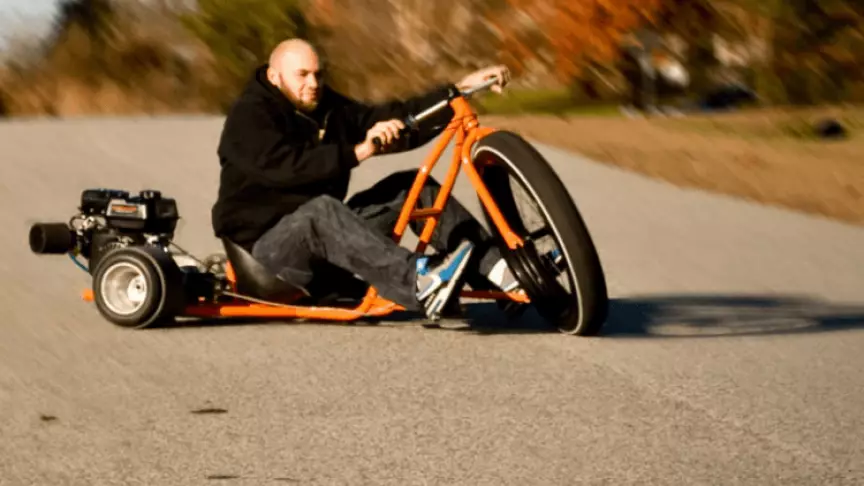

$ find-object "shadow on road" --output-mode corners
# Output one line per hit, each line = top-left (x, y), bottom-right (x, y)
(601, 294), (864, 339)
(457, 293), (864, 338)
(158, 294), (864, 339)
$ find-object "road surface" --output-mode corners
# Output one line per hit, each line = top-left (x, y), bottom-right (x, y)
(2, 117), (863, 485)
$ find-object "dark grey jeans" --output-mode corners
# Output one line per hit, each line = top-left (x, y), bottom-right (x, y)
(251, 170), (504, 311)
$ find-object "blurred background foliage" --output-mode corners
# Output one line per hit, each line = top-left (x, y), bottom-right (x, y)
(0, 0), (862, 116)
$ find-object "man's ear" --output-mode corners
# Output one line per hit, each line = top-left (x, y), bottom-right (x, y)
(266, 67), (279, 86)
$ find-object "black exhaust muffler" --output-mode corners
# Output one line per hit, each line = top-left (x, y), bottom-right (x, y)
(29, 223), (76, 254)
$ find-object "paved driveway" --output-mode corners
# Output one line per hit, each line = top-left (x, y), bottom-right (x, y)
(2, 117), (863, 484)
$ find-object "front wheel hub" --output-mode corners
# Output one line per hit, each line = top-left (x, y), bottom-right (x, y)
(505, 239), (570, 317)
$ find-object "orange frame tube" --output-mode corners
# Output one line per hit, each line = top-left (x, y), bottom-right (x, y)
(83, 94), (531, 321)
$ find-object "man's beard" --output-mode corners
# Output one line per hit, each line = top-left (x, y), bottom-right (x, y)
(279, 84), (318, 112)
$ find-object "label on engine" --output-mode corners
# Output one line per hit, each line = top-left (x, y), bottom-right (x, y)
(106, 200), (147, 219)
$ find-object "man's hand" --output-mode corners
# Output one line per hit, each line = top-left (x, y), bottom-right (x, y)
(355, 119), (406, 162)
(456, 65), (511, 94)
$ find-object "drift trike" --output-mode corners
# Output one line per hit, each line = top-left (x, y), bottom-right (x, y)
(28, 77), (609, 335)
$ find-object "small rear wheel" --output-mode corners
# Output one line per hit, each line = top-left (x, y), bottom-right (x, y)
(91, 246), (185, 329)
(472, 130), (609, 335)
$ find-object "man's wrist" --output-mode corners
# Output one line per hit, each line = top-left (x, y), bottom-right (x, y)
(354, 141), (374, 162)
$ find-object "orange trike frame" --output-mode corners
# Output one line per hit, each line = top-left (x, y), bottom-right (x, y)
(84, 96), (531, 321)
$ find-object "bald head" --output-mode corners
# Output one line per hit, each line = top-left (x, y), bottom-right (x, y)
(269, 39), (318, 69)
(266, 38), (323, 112)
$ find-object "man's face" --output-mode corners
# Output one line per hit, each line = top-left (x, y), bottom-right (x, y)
(269, 48), (323, 112)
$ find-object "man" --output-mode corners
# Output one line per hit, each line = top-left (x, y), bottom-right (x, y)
(212, 39), (520, 319)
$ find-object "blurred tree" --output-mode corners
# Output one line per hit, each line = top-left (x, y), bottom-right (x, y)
(678, 0), (864, 105)
(494, 0), (663, 85)
(768, 0), (864, 104)
(180, 0), (312, 108)
(307, 0), (508, 100)
(42, 0), (118, 83)
(305, 0), (404, 99)
(0, 87), (8, 117)
(50, 0), (117, 47)
(652, 0), (753, 95)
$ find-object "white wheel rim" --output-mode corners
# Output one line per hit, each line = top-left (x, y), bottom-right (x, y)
(100, 262), (148, 316)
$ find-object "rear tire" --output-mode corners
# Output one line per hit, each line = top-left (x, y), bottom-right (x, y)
(91, 246), (185, 329)
(472, 130), (609, 335)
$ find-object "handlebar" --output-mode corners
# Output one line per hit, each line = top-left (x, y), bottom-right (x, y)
(371, 75), (502, 150)
(459, 75), (501, 97)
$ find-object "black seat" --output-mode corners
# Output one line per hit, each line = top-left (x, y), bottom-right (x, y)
(221, 238), (308, 302)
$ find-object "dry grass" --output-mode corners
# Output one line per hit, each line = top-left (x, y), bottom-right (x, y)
(485, 107), (864, 226)
(3, 78), (209, 116)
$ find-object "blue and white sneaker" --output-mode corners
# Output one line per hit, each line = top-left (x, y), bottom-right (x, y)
(416, 240), (475, 319)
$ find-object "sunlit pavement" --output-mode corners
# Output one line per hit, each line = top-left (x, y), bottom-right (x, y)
(2, 117), (863, 484)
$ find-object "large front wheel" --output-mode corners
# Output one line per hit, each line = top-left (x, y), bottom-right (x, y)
(472, 131), (609, 335)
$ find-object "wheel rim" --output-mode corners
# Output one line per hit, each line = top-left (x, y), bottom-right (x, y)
(99, 262), (148, 316)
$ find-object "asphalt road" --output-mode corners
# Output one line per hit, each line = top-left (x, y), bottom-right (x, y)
(2, 117), (864, 485)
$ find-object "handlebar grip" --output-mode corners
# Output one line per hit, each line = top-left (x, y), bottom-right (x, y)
(371, 122), (414, 152)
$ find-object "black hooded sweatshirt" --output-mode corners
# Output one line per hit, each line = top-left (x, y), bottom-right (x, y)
(212, 65), (458, 250)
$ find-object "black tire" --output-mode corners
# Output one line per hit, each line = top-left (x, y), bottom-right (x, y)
(91, 246), (185, 329)
(472, 130), (609, 335)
